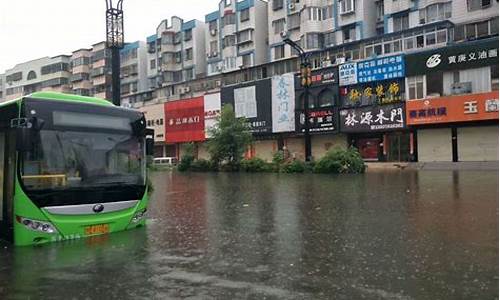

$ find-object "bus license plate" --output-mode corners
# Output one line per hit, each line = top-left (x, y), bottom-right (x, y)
(84, 224), (110, 236)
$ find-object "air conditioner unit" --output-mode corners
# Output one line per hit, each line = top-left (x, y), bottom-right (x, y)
(215, 80), (222, 87)
(288, 3), (295, 10)
(212, 51), (218, 57)
(451, 82), (472, 95)
(216, 65), (223, 72)
(210, 29), (217, 36)
(280, 30), (289, 39)
(207, 52), (212, 58)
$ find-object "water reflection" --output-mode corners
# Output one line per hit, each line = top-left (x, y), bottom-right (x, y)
(0, 170), (497, 299)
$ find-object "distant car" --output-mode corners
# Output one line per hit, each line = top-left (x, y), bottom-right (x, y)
(153, 157), (178, 166)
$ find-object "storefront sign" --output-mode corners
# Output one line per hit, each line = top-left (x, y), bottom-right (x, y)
(139, 103), (166, 143)
(340, 103), (405, 133)
(272, 73), (295, 133)
(406, 91), (499, 125)
(296, 107), (337, 133)
(357, 54), (405, 83)
(341, 79), (404, 107)
(405, 38), (499, 76)
(339, 62), (357, 86)
(221, 78), (272, 134)
(165, 97), (205, 143)
(204, 93), (221, 138)
(295, 66), (339, 87)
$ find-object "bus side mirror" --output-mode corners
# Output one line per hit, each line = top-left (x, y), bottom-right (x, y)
(145, 128), (154, 156)
(16, 127), (34, 152)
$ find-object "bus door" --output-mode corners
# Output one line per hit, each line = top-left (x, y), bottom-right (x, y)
(0, 106), (18, 242)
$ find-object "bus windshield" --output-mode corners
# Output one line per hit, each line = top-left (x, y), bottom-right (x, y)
(20, 130), (145, 191)
(18, 98), (147, 207)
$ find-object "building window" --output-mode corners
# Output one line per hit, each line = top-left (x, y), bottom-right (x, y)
(273, 18), (286, 34)
(240, 8), (250, 22)
(339, 0), (355, 14)
(342, 25), (356, 42)
(238, 29), (253, 43)
(242, 53), (252, 67)
(318, 89), (334, 107)
(161, 32), (174, 45)
(323, 32), (335, 47)
(175, 51), (182, 63)
(274, 45), (285, 59)
(376, 1), (384, 22)
(307, 7), (323, 21)
(27, 71), (37, 80)
(185, 48), (193, 61)
(393, 14), (409, 32)
(419, 2), (451, 24)
(210, 41), (218, 54)
(184, 68), (194, 81)
(408, 75), (424, 100)
(455, 17), (498, 41)
(150, 59), (156, 70)
(287, 13), (301, 30)
(174, 32), (182, 44)
(467, 0), (491, 11)
(222, 13), (236, 26)
(40, 63), (69, 75)
(491, 64), (499, 91)
(184, 29), (192, 41)
(427, 72), (443, 97)
(209, 20), (217, 32)
(222, 35), (236, 48)
(272, 0), (284, 11)
(306, 33), (322, 49)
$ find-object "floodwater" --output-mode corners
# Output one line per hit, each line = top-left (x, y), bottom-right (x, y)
(0, 170), (498, 299)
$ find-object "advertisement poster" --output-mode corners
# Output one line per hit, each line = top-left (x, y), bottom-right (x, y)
(296, 108), (337, 133)
(357, 54), (405, 83)
(272, 73), (295, 133)
(220, 78), (273, 135)
(204, 93), (221, 138)
(339, 62), (357, 86)
(340, 103), (406, 132)
(164, 97), (205, 143)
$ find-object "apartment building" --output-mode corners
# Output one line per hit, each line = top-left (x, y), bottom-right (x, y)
(120, 41), (149, 98)
(205, 0), (269, 75)
(2, 55), (72, 101)
(90, 41), (112, 100)
(70, 48), (93, 96)
(146, 34), (159, 91)
(0, 74), (4, 101)
(154, 16), (207, 98)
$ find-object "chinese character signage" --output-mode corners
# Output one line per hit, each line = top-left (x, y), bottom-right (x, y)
(406, 91), (499, 125)
(165, 97), (205, 143)
(405, 38), (499, 76)
(272, 73), (295, 133)
(339, 62), (357, 86)
(204, 93), (221, 138)
(296, 108), (338, 133)
(340, 79), (404, 107)
(221, 78), (272, 134)
(339, 103), (406, 133)
(357, 54), (405, 83)
(295, 66), (338, 87)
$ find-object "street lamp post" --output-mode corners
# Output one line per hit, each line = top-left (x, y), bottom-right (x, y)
(105, 0), (125, 106)
(283, 38), (312, 162)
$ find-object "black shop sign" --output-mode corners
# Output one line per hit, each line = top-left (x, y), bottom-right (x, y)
(340, 103), (405, 133)
(296, 107), (338, 133)
(405, 38), (499, 76)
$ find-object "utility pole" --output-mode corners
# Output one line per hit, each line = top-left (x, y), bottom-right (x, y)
(105, 0), (124, 106)
(283, 38), (312, 162)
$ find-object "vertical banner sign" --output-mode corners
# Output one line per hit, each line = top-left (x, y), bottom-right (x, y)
(234, 86), (257, 118)
(204, 93), (221, 138)
(339, 62), (358, 86)
(272, 73), (295, 133)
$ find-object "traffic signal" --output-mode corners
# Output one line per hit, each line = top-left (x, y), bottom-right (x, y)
(300, 63), (312, 87)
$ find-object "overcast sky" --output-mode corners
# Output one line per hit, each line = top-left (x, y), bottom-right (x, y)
(0, 0), (216, 73)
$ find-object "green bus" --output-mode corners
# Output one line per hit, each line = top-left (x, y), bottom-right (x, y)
(0, 92), (153, 246)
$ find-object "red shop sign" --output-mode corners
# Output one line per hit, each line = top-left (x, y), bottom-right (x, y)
(165, 97), (205, 143)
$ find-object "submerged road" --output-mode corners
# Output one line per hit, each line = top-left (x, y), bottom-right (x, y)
(0, 170), (498, 299)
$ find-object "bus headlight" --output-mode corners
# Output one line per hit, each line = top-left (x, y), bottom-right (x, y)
(131, 208), (147, 223)
(16, 216), (57, 234)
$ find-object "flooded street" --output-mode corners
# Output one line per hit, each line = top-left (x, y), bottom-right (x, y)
(0, 170), (498, 299)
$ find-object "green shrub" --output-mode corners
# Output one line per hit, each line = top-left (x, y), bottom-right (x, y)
(240, 157), (272, 172)
(189, 159), (215, 172)
(313, 147), (365, 174)
(282, 160), (306, 173)
(177, 155), (194, 172)
(272, 150), (286, 165)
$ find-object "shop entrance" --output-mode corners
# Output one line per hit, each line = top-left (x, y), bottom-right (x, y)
(386, 132), (411, 162)
(356, 138), (381, 161)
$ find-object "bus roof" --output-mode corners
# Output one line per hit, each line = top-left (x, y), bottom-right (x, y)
(0, 92), (114, 108)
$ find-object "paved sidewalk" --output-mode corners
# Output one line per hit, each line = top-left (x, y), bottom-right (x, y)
(366, 161), (499, 171)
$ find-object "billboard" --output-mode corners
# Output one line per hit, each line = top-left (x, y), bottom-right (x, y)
(296, 107), (338, 133)
(339, 62), (357, 86)
(221, 78), (272, 135)
(272, 73), (295, 133)
(406, 91), (499, 125)
(357, 54), (405, 84)
(164, 97), (205, 143)
(204, 93), (221, 138)
(340, 102), (406, 133)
